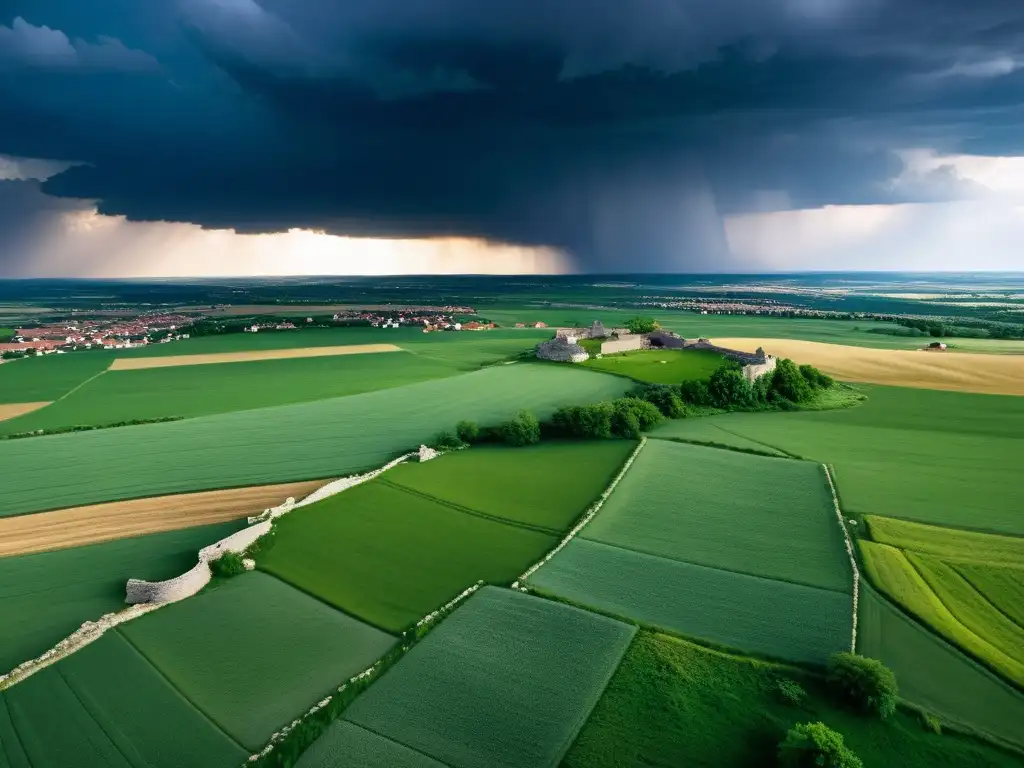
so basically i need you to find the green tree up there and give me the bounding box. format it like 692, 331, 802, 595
778, 722, 862, 768
499, 410, 541, 446
210, 551, 247, 578
631, 383, 686, 418
770, 358, 814, 403
624, 316, 660, 334
455, 420, 480, 444
678, 379, 712, 407
708, 365, 754, 409
827, 652, 898, 719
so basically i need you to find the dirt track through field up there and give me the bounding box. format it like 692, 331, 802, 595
0, 402, 51, 422
109, 343, 402, 370
713, 338, 1024, 396
0, 479, 330, 556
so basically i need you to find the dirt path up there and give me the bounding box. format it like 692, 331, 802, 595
0, 479, 331, 556
0, 402, 52, 422
109, 343, 402, 370
713, 338, 1024, 396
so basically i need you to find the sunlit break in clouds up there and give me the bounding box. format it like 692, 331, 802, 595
3, 1, 1024, 275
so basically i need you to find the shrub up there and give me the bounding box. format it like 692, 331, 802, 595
630, 383, 686, 418
920, 711, 942, 735
455, 420, 480, 443
778, 722, 862, 768
499, 410, 541, 446
210, 551, 247, 578
624, 316, 659, 334
612, 397, 663, 435
708, 365, 755, 409
827, 652, 898, 719
799, 363, 834, 390
678, 379, 712, 407
769, 358, 814, 404
432, 430, 465, 450
775, 678, 807, 706
551, 403, 614, 439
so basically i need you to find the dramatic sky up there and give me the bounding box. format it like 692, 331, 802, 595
2, 0, 1024, 276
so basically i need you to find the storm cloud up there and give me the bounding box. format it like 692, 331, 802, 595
2, 0, 1024, 274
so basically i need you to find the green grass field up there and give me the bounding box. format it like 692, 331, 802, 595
564, 631, 1024, 768
651, 384, 1024, 535
0, 353, 112, 403
296, 720, 448, 768
0, 364, 631, 516
581, 349, 723, 383
866, 516, 1024, 566
119, 572, 396, 750
529, 538, 852, 665
381, 441, 636, 531
858, 584, 1024, 751
258, 481, 557, 632
956, 564, 1024, 627
4, 631, 247, 768
859, 542, 1024, 687
342, 587, 636, 768
583, 440, 851, 592
0, 521, 241, 673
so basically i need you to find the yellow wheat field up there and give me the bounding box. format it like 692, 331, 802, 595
109, 343, 402, 370
0, 479, 330, 556
0, 402, 51, 422
712, 338, 1024, 396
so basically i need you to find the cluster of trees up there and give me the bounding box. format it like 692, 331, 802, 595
624, 316, 660, 334
678, 358, 834, 411
776, 653, 899, 768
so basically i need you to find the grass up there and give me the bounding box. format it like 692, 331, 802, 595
0, 520, 241, 673
258, 481, 558, 632
582, 440, 851, 592
563, 631, 1024, 768
295, 721, 448, 768
956, 564, 1024, 627
36, 630, 245, 768
119, 572, 396, 751
342, 587, 636, 768
651, 384, 1024, 535
866, 516, 1024, 566
0, 353, 111, 403
581, 349, 723, 383
381, 441, 637, 531
857, 584, 1024, 751
0, 364, 631, 516
858, 542, 1024, 688
529, 538, 852, 665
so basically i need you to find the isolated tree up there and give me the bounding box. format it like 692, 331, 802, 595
778, 722, 862, 768
624, 316, 660, 334
827, 652, 898, 719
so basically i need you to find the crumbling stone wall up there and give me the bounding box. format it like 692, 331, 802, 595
600, 335, 644, 354
536, 337, 588, 363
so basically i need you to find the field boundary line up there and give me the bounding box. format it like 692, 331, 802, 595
512, 437, 647, 589
53, 365, 110, 403
824, 463, 859, 652
334, 720, 451, 767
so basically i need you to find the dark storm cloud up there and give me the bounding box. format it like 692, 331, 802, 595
3, 0, 1024, 272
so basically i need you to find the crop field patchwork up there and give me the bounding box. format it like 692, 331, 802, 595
866, 516, 1024, 566
0, 353, 112, 403
258, 480, 558, 632
107, 343, 402, 369
119, 572, 396, 750
0, 521, 241, 673
381, 440, 636, 531
955, 564, 1024, 627
0, 364, 631, 516
341, 587, 636, 768
3, 631, 247, 768
296, 721, 449, 768
858, 584, 1024, 751
581, 349, 724, 383
563, 631, 1024, 768
583, 439, 851, 592
651, 384, 1024, 535
529, 539, 851, 664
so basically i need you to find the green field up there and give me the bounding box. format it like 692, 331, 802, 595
859, 542, 1024, 687
564, 631, 1024, 768
0, 353, 112, 403
296, 720, 448, 768
1, 631, 247, 768
0, 364, 631, 516
119, 572, 395, 750
0, 521, 241, 672
583, 440, 851, 592
258, 480, 557, 632
858, 584, 1024, 751
341, 587, 636, 768
581, 349, 723, 383
651, 384, 1024, 535
381, 441, 636, 531
867, 516, 1024, 566
529, 538, 852, 664
956, 564, 1024, 627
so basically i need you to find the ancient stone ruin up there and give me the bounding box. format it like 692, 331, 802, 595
536, 335, 589, 363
